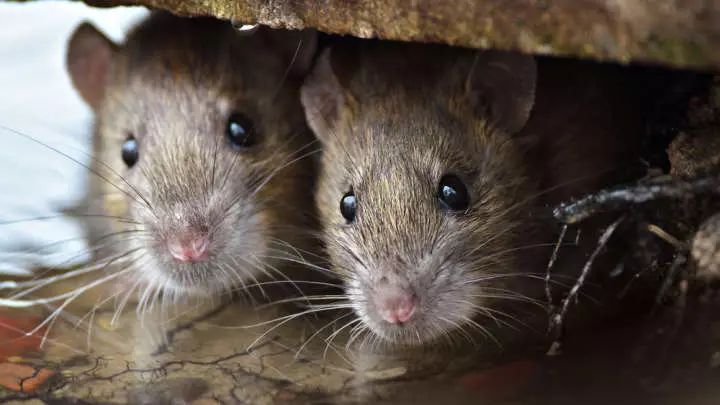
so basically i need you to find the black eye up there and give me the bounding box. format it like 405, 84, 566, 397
438, 174, 470, 211
226, 112, 256, 148
121, 136, 139, 167
340, 191, 357, 222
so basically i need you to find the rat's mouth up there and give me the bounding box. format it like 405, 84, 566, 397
164, 230, 212, 263
366, 317, 437, 347
359, 302, 440, 347
152, 261, 230, 295
359, 291, 475, 347
158, 253, 270, 297
345, 283, 438, 346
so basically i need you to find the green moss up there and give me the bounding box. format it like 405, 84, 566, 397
645, 36, 712, 68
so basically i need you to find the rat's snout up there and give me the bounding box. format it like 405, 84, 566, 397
166, 232, 210, 263
373, 283, 418, 324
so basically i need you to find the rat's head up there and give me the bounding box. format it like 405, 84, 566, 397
66, 13, 318, 297
301, 41, 538, 346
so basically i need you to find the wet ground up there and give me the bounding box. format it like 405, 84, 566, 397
0, 272, 719, 405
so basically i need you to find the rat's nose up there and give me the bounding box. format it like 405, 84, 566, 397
166, 233, 210, 262
374, 287, 417, 324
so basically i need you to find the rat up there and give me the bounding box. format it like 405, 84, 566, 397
300, 38, 649, 347
65, 11, 321, 300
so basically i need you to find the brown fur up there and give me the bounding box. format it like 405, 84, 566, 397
301, 39, 542, 346
66, 12, 321, 298
522, 57, 646, 203
300, 39, 643, 347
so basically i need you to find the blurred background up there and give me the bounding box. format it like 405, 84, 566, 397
0, 2, 147, 276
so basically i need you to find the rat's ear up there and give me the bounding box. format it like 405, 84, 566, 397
465, 50, 537, 134
300, 48, 345, 145
262, 27, 318, 77
66, 22, 118, 111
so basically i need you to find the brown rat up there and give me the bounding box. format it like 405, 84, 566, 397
65, 12, 320, 299
300, 39, 646, 347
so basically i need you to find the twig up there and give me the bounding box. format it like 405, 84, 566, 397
554, 176, 720, 225
647, 224, 688, 251
547, 216, 625, 355
654, 252, 688, 309
545, 225, 568, 310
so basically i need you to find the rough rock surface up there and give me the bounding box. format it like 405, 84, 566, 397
89, 0, 720, 70
6, 0, 720, 70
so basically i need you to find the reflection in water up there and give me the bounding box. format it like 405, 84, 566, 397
0, 273, 718, 404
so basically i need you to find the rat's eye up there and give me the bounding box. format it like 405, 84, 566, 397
438, 174, 470, 211
226, 112, 256, 148
340, 191, 357, 223
121, 135, 139, 167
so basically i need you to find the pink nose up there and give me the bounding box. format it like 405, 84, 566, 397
375, 290, 417, 324
166, 234, 210, 262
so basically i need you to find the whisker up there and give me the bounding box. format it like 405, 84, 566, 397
323, 316, 363, 360
57, 291, 133, 351
266, 238, 328, 262
8, 229, 147, 280
461, 272, 550, 285
224, 258, 252, 298
241, 280, 344, 291
7, 249, 141, 302
73, 290, 123, 331
0, 267, 131, 308
136, 280, 155, 321
270, 35, 306, 100
255, 295, 349, 310
258, 253, 338, 278
459, 316, 502, 349
0, 318, 87, 357
25, 267, 133, 340
252, 254, 310, 306
346, 321, 371, 351
469, 305, 518, 331
111, 277, 143, 327
0, 255, 123, 293
217, 138, 318, 220
0, 123, 152, 209
295, 311, 354, 359
0, 214, 139, 226
86, 305, 97, 351
478, 306, 540, 333
249, 148, 321, 200
468, 293, 546, 308
230, 256, 265, 299
240, 304, 353, 352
